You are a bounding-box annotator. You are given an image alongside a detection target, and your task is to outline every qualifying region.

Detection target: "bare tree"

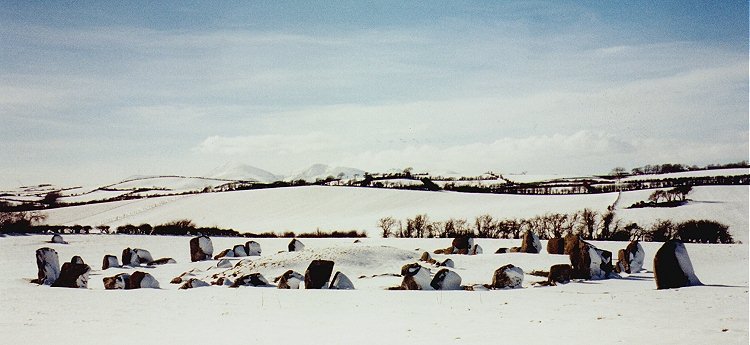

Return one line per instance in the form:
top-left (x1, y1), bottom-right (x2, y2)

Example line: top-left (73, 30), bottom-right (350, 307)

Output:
top-left (377, 217), bottom-right (398, 238)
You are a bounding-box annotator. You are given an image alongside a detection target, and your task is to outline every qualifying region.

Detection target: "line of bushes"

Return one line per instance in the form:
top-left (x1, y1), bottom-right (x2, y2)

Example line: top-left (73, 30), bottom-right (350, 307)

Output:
top-left (378, 212), bottom-right (733, 244)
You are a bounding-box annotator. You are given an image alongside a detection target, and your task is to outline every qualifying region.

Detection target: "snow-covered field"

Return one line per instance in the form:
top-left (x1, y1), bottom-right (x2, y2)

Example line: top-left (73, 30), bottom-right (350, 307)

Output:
top-left (0, 235), bottom-right (746, 344)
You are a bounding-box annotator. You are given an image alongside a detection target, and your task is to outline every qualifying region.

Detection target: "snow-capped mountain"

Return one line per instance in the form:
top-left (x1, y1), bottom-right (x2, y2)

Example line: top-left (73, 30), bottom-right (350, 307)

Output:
top-left (206, 162), bottom-right (284, 182)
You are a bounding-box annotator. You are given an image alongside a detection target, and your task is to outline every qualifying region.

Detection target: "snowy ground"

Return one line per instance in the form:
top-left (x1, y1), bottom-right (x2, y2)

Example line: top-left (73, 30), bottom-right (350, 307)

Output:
top-left (0, 235), bottom-right (746, 344)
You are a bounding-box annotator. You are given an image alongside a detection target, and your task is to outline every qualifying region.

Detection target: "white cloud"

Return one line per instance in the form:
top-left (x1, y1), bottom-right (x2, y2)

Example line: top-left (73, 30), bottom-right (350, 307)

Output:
top-left (194, 133), bottom-right (338, 156)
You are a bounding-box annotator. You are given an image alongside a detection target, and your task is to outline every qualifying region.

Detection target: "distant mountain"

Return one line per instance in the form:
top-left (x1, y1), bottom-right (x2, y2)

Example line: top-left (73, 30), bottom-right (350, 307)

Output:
top-left (206, 163), bottom-right (283, 183)
top-left (290, 164), bottom-right (366, 182)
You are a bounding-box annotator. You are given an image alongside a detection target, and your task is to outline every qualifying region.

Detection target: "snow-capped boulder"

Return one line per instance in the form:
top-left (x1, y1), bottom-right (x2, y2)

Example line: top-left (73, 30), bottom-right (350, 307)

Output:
top-left (213, 248), bottom-right (235, 260)
top-left (438, 258), bottom-right (455, 268)
top-left (51, 263), bottom-right (90, 288)
top-left (654, 240), bottom-right (702, 290)
top-left (304, 259), bottom-right (335, 289)
top-left (103, 273), bottom-right (129, 289)
top-left (470, 244), bottom-right (483, 255)
top-left (148, 258), bottom-right (176, 265)
top-left (616, 241), bottom-right (645, 274)
top-left (216, 259), bottom-right (233, 268)
top-left (589, 247), bottom-right (614, 280)
top-left (491, 264), bottom-right (524, 289)
top-left (430, 268), bottom-right (462, 290)
top-left (245, 241), bottom-right (261, 256)
top-left (70, 256), bottom-right (84, 265)
top-left (547, 237), bottom-right (565, 255)
top-left (34, 247), bottom-right (60, 285)
top-left (548, 264), bottom-right (572, 285)
top-left (50, 234), bottom-right (67, 244)
top-left (179, 278), bottom-right (210, 289)
top-left (520, 230), bottom-right (542, 253)
top-left (212, 277), bottom-right (233, 286)
top-left (288, 238), bottom-right (305, 252)
top-left (567, 236), bottom-right (611, 280)
top-left (452, 235), bottom-right (474, 254)
top-left (275, 270), bottom-right (304, 289)
top-left (400, 263), bottom-right (433, 290)
top-left (127, 271), bottom-right (160, 289)
top-left (230, 273), bottom-right (270, 288)
top-left (122, 248), bottom-right (153, 266)
top-left (329, 271), bottom-right (355, 290)
top-left (189, 235), bottom-right (213, 262)
top-left (102, 255), bottom-right (119, 270)
top-left (232, 245), bottom-right (247, 257)
top-left (495, 247), bottom-right (509, 254)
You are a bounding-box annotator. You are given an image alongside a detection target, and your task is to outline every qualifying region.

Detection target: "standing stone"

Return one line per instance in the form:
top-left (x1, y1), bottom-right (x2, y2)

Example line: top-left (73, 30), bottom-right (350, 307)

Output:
top-left (520, 230), bottom-right (542, 253)
top-left (304, 260), bottom-right (334, 289)
top-left (329, 271), bottom-right (355, 290)
top-left (51, 263), bottom-right (91, 288)
top-left (566, 236), bottom-right (592, 279)
top-left (654, 239), bottom-right (702, 290)
top-left (563, 233), bottom-right (578, 254)
top-left (103, 273), bottom-right (130, 290)
top-left (122, 248), bottom-right (153, 266)
top-left (189, 235), bottom-right (213, 262)
top-left (35, 247), bottom-right (60, 285)
top-left (245, 241), bottom-right (261, 256)
top-left (616, 241), bottom-right (645, 274)
top-left (452, 235), bottom-right (473, 254)
top-left (548, 264), bottom-right (572, 285)
top-left (470, 244), bottom-right (483, 255)
top-left (127, 271), bottom-right (160, 289)
top-left (102, 255), bottom-right (119, 270)
top-left (232, 244), bottom-right (247, 257)
top-left (491, 264), bottom-right (524, 289)
top-left (276, 270), bottom-right (304, 289)
top-left (288, 238), bottom-right (305, 252)
top-left (547, 237), bottom-right (565, 254)
top-left (591, 248), bottom-right (614, 280)
top-left (400, 263), bottom-right (433, 290)
top-left (70, 256), bottom-right (84, 265)
top-left (430, 268), bottom-right (462, 290)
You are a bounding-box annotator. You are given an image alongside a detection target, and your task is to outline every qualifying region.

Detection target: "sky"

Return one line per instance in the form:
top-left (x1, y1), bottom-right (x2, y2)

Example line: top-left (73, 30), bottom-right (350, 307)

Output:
top-left (1, 1), bottom-right (748, 188)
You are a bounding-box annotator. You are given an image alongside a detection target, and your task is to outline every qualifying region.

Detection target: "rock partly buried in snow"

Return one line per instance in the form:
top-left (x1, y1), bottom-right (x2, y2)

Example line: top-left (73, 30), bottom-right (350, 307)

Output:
top-left (547, 237), bottom-right (565, 255)
top-left (452, 235), bottom-right (474, 254)
top-left (216, 259), bottom-right (233, 268)
top-left (616, 241), bottom-right (645, 274)
top-left (492, 264), bottom-right (524, 289)
top-left (148, 258), bottom-right (176, 265)
top-left (214, 248), bottom-right (235, 260)
top-left (179, 278), bottom-right (210, 289)
top-left (50, 234), bottom-right (67, 244)
top-left (470, 244), bottom-right (483, 255)
top-left (189, 235), bottom-right (213, 262)
top-left (51, 263), bottom-right (90, 288)
top-left (275, 270), bottom-right (304, 289)
top-left (288, 238), bottom-right (305, 252)
top-left (212, 277), bottom-right (233, 286)
top-left (430, 268), bottom-right (462, 290)
top-left (304, 260), bottom-right (335, 289)
top-left (520, 230), bottom-right (542, 253)
top-left (34, 247), bottom-right (60, 285)
top-left (232, 244), bottom-right (247, 257)
top-left (495, 247), bottom-right (509, 254)
top-left (329, 271), bottom-right (355, 290)
top-left (127, 271), bottom-right (160, 289)
top-left (438, 258), bottom-right (455, 268)
top-left (400, 263), bottom-right (433, 290)
top-left (102, 255), bottom-right (119, 270)
top-left (70, 256), bottom-right (84, 265)
top-left (548, 264), bottom-right (572, 285)
top-left (419, 252), bottom-right (437, 265)
top-left (654, 239), bottom-right (702, 290)
top-left (122, 248), bottom-right (153, 266)
top-left (245, 241), bottom-right (261, 256)
top-left (103, 273), bottom-right (130, 290)
top-left (509, 247), bottom-right (521, 253)
top-left (230, 273), bottom-right (270, 288)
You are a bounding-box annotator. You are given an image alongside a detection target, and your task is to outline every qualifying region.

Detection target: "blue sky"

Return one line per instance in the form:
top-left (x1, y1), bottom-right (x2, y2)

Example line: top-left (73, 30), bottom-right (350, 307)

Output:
top-left (1, 1), bottom-right (747, 187)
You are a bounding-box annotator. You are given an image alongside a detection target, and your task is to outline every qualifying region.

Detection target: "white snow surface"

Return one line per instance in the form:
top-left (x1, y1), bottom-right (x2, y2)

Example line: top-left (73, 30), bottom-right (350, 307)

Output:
top-left (620, 168), bottom-right (749, 182)
top-left (0, 235), bottom-right (747, 344)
